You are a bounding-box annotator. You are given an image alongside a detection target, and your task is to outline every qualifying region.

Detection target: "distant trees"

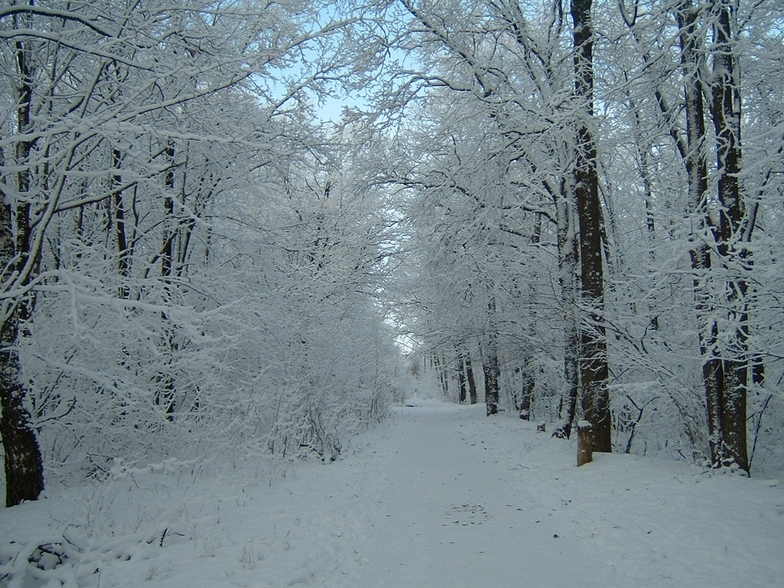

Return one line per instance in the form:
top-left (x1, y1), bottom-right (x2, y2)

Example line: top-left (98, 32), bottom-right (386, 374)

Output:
top-left (386, 0), bottom-right (611, 441)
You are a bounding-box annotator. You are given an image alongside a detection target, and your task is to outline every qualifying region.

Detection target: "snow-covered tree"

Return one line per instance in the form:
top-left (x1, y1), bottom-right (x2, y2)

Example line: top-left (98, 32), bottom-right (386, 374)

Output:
top-left (1, 0), bottom-right (400, 506)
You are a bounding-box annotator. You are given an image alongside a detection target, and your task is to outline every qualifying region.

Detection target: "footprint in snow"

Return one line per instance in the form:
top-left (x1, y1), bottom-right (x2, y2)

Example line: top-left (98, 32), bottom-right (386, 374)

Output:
top-left (446, 504), bottom-right (488, 526)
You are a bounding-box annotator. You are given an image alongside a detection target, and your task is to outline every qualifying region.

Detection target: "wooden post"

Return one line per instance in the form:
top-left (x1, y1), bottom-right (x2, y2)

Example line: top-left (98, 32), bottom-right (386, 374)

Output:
top-left (577, 420), bottom-right (593, 467)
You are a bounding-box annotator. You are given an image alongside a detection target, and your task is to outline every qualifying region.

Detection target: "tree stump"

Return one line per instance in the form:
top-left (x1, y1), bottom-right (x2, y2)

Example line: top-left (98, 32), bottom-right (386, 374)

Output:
top-left (577, 420), bottom-right (593, 467)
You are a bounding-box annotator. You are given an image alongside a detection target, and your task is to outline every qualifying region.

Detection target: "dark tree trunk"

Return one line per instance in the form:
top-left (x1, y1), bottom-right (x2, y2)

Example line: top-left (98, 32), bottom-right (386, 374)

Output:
top-left (1, 197), bottom-right (44, 507)
top-left (517, 359), bottom-right (536, 420)
top-left (157, 141), bottom-right (177, 416)
top-left (677, 0), bottom-right (749, 473)
top-left (572, 0), bottom-right (610, 452)
top-left (465, 351), bottom-right (478, 405)
top-left (456, 350), bottom-right (467, 403)
top-left (112, 148), bottom-right (132, 299)
top-left (483, 349), bottom-right (499, 416)
top-left (1, 174), bottom-right (43, 509)
top-left (1, 25), bottom-right (45, 506)
top-left (0, 311), bottom-right (44, 507)
top-left (483, 299), bottom-right (500, 416)
top-left (709, 1), bottom-right (748, 472)
top-left (554, 323), bottom-right (580, 439)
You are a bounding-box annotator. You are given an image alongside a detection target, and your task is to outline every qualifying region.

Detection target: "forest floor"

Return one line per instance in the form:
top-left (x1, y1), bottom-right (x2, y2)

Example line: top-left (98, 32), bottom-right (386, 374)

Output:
top-left (2, 393), bottom-right (783, 587)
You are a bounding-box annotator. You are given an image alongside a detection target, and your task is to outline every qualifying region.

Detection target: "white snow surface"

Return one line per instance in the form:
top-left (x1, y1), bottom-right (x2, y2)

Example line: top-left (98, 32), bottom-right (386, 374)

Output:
top-left (2, 396), bottom-right (783, 587)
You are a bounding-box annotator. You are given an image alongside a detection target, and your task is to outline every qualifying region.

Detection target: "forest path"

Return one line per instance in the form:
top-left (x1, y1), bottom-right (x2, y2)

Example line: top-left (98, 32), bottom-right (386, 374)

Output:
top-left (2, 396), bottom-right (783, 588)
top-left (324, 397), bottom-right (783, 588)
top-left (340, 399), bottom-right (579, 587)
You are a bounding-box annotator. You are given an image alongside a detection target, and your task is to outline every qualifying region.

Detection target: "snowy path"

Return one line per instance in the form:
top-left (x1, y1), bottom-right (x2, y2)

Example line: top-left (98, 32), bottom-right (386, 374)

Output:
top-left (342, 401), bottom-right (578, 587)
top-left (2, 397), bottom-right (783, 587)
top-left (262, 398), bottom-right (783, 587)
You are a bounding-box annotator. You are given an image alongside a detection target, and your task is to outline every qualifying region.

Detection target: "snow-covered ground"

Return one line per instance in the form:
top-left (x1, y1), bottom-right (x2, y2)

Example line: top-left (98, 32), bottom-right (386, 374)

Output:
top-left (2, 396), bottom-right (783, 587)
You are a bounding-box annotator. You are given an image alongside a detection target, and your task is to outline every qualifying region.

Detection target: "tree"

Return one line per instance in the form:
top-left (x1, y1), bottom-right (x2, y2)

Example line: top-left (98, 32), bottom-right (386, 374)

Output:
top-left (571, 0), bottom-right (610, 451)
top-left (676, 0), bottom-right (748, 471)
top-left (1, 188), bottom-right (44, 504)
top-left (597, 0), bottom-right (782, 468)
top-left (376, 0), bottom-right (783, 468)
top-left (384, 0), bottom-right (610, 435)
top-left (1, 0), bottom-right (391, 505)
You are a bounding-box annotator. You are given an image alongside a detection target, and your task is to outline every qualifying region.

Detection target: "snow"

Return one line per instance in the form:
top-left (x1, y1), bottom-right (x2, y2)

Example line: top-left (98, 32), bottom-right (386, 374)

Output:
top-left (2, 393), bottom-right (783, 588)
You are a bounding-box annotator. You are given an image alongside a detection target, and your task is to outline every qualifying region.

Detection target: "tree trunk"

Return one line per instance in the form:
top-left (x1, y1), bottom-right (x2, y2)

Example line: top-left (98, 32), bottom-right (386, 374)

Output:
top-left (678, 0), bottom-right (721, 466)
top-left (553, 177), bottom-right (580, 440)
top-left (519, 362), bottom-right (535, 421)
top-left (112, 148), bottom-right (132, 299)
top-left (157, 141), bottom-right (177, 416)
top-left (433, 352), bottom-right (449, 397)
top-left (1, 200), bottom-right (44, 506)
top-left (0, 310), bottom-right (44, 507)
top-left (456, 349), bottom-right (467, 403)
top-left (709, 0), bottom-right (748, 472)
top-left (1, 24), bottom-right (45, 506)
top-left (1, 194), bottom-right (44, 507)
top-left (676, 0), bottom-right (749, 473)
top-left (483, 349), bottom-right (500, 416)
top-left (483, 298), bottom-right (500, 416)
top-left (572, 0), bottom-right (610, 452)
top-left (465, 351), bottom-right (478, 405)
